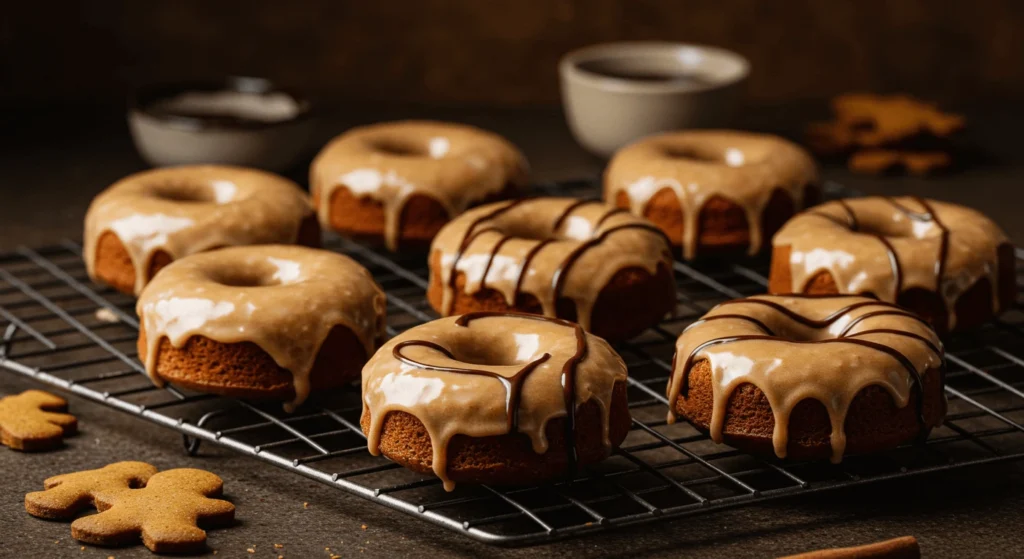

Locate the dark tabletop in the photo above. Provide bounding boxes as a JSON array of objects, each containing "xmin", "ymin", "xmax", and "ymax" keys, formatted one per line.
[{"xmin": 1, "ymin": 104, "xmax": 1023, "ymax": 558}]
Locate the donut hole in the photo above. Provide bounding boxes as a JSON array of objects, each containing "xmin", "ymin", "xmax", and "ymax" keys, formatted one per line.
[
  {"xmin": 207, "ymin": 269, "xmax": 277, "ymax": 288},
  {"xmin": 148, "ymin": 182, "xmax": 219, "ymax": 204},
  {"xmin": 444, "ymin": 329, "xmax": 546, "ymax": 367},
  {"xmin": 496, "ymin": 220, "xmax": 562, "ymax": 242},
  {"xmin": 659, "ymin": 145, "xmax": 756, "ymax": 167},
  {"xmin": 848, "ymin": 217, "xmax": 917, "ymax": 239},
  {"xmin": 204, "ymin": 258, "xmax": 301, "ymax": 288}
]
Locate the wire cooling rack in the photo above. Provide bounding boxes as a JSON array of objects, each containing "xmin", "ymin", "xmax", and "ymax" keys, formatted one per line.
[{"xmin": 2, "ymin": 179, "xmax": 1024, "ymax": 546}]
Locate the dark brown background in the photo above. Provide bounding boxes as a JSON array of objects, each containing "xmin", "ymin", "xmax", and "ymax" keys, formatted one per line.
[{"xmin": 4, "ymin": 0, "xmax": 1023, "ymax": 109}]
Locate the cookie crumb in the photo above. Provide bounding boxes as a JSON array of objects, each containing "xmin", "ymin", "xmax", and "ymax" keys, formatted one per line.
[
  {"xmin": 247, "ymin": 547, "xmax": 255, "ymax": 553},
  {"xmin": 304, "ymin": 502, "xmax": 310, "ymax": 509},
  {"xmin": 275, "ymin": 543, "xmax": 284, "ymax": 548},
  {"xmin": 361, "ymin": 524, "xmax": 367, "ymax": 530},
  {"xmin": 94, "ymin": 308, "xmax": 120, "ymax": 323}
]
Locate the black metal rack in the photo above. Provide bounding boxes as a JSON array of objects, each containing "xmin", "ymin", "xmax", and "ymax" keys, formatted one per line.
[{"xmin": 2, "ymin": 179, "xmax": 1024, "ymax": 546}]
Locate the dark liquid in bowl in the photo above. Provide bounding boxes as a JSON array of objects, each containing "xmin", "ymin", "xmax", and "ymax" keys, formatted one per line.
[
  {"xmin": 577, "ymin": 61, "xmax": 715, "ymax": 86},
  {"xmin": 599, "ymin": 71, "xmax": 713, "ymax": 85}
]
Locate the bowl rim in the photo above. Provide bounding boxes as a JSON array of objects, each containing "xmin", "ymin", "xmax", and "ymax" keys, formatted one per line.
[
  {"xmin": 128, "ymin": 76, "xmax": 315, "ymax": 131},
  {"xmin": 559, "ymin": 41, "xmax": 750, "ymax": 94}
]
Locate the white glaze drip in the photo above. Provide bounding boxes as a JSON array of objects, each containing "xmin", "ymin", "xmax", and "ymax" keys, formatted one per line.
[
  {"xmin": 310, "ymin": 121, "xmax": 528, "ymax": 251},
  {"xmin": 604, "ymin": 130, "xmax": 818, "ymax": 260},
  {"xmin": 137, "ymin": 245, "xmax": 387, "ymax": 411},
  {"xmin": 84, "ymin": 165, "xmax": 314, "ymax": 294},
  {"xmin": 668, "ymin": 295, "xmax": 944, "ymax": 462}
]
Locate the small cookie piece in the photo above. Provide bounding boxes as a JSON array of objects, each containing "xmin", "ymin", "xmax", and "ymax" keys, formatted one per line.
[
  {"xmin": 849, "ymin": 149, "xmax": 952, "ymax": 176},
  {"xmin": 25, "ymin": 461, "xmax": 158, "ymax": 519},
  {"xmin": 0, "ymin": 390, "xmax": 78, "ymax": 451},
  {"xmin": 779, "ymin": 535, "xmax": 920, "ymax": 558},
  {"xmin": 805, "ymin": 121, "xmax": 856, "ymax": 155},
  {"xmin": 72, "ymin": 468, "xmax": 234, "ymax": 553},
  {"xmin": 832, "ymin": 94, "xmax": 964, "ymax": 147}
]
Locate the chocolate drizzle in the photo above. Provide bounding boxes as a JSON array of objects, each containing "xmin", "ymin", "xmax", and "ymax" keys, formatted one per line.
[
  {"xmin": 362, "ymin": 311, "xmax": 622, "ymax": 490},
  {"xmin": 781, "ymin": 196, "xmax": 982, "ymax": 331},
  {"xmin": 668, "ymin": 295, "xmax": 944, "ymax": 462},
  {"xmin": 457, "ymin": 312, "xmax": 590, "ymax": 472},
  {"xmin": 436, "ymin": 198, "xmax": 672, "ymax": 331},
  {"xmin": 392, "ymin": 338, "xmax": 551, "ymax": 431}
]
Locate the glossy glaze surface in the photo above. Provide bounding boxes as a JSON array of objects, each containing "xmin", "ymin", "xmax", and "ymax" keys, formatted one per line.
[
  {"xmin": 136, "ymin": 245, "xmax": 387, "ymax": 411},
  {"xmin": 84, "ymin": 165, "xmax": 314, "ymax": 294},
  {"xmin": 668, "ymin": 295, "xmax": 944, "ymax": 461},
  {"xmin": 773, "ymin": 196, "xmax": 1009, "ymax": 330},
  {"xmin": 361, "ymin": 312, "xmax": 627, "ymax": 490},
  {"xmin": 310, "ymin": 121, "xmax": 528, "ymax": 251},
  {"xmin": 604, "ymin": 130, "xmax": 818, "ymax": 259},
  {"xmin": 430, "ymin": 197, "xmax": 673, "ymax": 331}
]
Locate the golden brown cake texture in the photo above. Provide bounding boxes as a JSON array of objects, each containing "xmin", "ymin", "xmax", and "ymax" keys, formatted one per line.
[
  {"xmin": 427, "ymin": 197, "xmax": 676, "ymax": 341},
  {"xmin": 668, "ymin": 295, "xmax": 946, "ymax": 462},
  {"xmin": 310, "ymin": 120, "xmax": 528, "ymax": 251},
  {"xmin": 770, "ymin": 196, "xmax": 1015, "ymax": 333},
  {"xmin": 136, "ymin": 245, "xmax": 386, "ymax": 411},
  {"xmin": 361, "ymin": 312, "xmax": 631, "ymax": 490},
  {"xmin": 604, "ymin": 130, "xmax": 819, "ymax": 260},
  {"xmin": 84, "ymin": 165, "xmax": 318, "ymax": 295}
]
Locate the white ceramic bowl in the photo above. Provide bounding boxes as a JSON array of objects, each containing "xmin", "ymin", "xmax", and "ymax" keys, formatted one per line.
[
  {"xmin": 559, "ymin": 42, "xmax": 750, "ymax": 157},
  {"xmin": 128, "ymin": 77, "xmax": 315, "ymax": 172}
]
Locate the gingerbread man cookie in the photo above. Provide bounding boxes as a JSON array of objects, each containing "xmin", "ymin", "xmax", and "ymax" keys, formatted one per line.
[
  {"xmin": 0, "ymin": 389, "xmax": 78, "ymax": 451},
  {"xmin": 26, "ymin": 463, "xmax": 235, "ymax": 553},
  {"xmin": 831, "ymin": 94, "xmax": 964, "ymax": 148},
  {"xmin": 25, "ymin": 461, "xmax": 157, "ymax": 519}
]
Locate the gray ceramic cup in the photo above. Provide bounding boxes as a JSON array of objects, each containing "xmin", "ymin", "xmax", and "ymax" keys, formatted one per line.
[
  {"xmin": 560, "ymin": 42, "xmax": 750, "ymax": 157},
  {"xmin": 128, "ymin": 77, "xmax": 315, "ymax": 172}
]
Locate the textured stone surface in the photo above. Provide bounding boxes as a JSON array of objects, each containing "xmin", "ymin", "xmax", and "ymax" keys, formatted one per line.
[{"xmin": 1, "ymin": 106, "xmax": 1023, "ymax": 557}]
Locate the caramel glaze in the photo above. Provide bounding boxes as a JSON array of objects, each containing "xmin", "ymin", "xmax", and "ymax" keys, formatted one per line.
[
  {"xmin": 668, "ymin": 295, "xmax": 944, "ymax": 462},
  {"xmin": 773, "ymin": 196, "xmax": 1008, "ymax": 330},
  {"xmin": 310, "ymin": 121, "xmax": 528, "ymax": 251},
  {"xmin": 362, "ymin": 312, "xmax": 627, "ymax": 490},
  {"xmin": 136, "ymin": 245, "xmax": 387, "ymax": 411},
  {"xmin": 84, "ymin": 165, "xmax": 314, "ymax": 295},
  {"xmin": 431, "ymin": 197, "xmax": 674, "ymax": 331},
  {"xmin": 604, "ymin": 130, "xmax": 818, "ymax": 259}
]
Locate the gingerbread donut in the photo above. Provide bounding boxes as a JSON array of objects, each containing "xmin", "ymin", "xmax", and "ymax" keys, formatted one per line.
[
  {"xmin": 310, "ymin": 121, "xmax": 528, "ymax": 251},
  {"xmin": 361, "ymin": 312, "xmax": 631, "ymax": 490},
  {"xmin": 770, "ymin": 196, "xmax": 1015, "ymax": 333},
  {"xmin": 427, "ymin": 197, "xmax": 676, "ymax": 341},
  {"xmin": 84, "ymin": 165, "xmax": 318, "ymax": 295},
  {"xmin": 604, "ymin": 130, "xmax": 819, "ymax": 259},
  {"xmin": 137, "ymin": 245, "xmax": 386, "ymax": 411},
  {"xmin": 668, "ymin": 295, "xmax": 946, "ymax": 462}
]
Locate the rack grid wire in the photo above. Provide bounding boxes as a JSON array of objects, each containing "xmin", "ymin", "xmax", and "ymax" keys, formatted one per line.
[{"xmin": 2, "ymin": 179, "xmax": 1024, "ymax": 546}]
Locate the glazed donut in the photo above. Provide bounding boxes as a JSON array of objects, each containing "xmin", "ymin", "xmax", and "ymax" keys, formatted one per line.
[
  {"xmin": 310, "ymin": 120, "xmax": 528, "ymax": 251},
  {"xmin": 361, "ymin": 312, "xmax": 631, "ymax": 490},
  {"xmin": 770, "ymin": 196, "xmax": 1015, "ymax": 333},
  {"xmin": 604, "ymin": 130, "xmax": 819, "ymax": 260},
  {"xmin": 668, "ymin": 295, "xmax": 946, "ymax": 462},
  {"xmin": 427, "ymin": 197, "xmax": 676, "ymax": 341},
  {"xmin": 137, "ymin": 245, "xmax": 386, "ymax": 411},
  {"xmin": 84, "ymin": 165, "xmax": 318, "ymax": 295}
]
